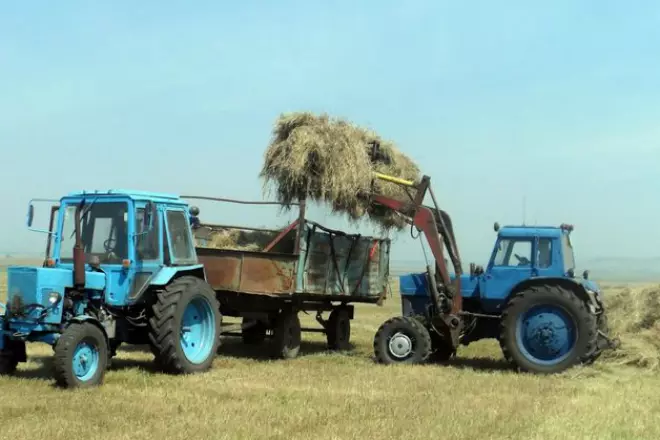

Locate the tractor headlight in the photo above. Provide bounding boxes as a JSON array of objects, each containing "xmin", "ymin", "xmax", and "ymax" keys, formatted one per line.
[{"xmin": 48, "ymin": 292, "xmax": 61, "ymax": 305}]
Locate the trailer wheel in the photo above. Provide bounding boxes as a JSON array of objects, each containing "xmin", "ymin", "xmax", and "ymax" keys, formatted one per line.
[
  {"xmin": 149, "ymin": 276, "xmax": 222, "ymax": 374},
  {"xmin": 499, "ymin": 283, "xmax": 597, "ymax": 374},
  {"xmin": 53, "ymin": 322, "xmax": 108, "ymax": 389},
  {"xmin": 373, "ymin": 316, "xmax": 432, "ymax": 364},
  {"xmin": 242, "ymin": 318, "xmax": 268, "ymax": 345},
  {"xmin": 271, "ymin": 309, "xmax": 301, "ymax": 359},
  {"xmin": 326, "ymin": 307, "xmax": 351, "ymax": 351}
]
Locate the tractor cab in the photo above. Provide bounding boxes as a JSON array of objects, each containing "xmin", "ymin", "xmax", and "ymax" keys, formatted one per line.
[{"xmin": 459, "ymin": 222, "xmax": 600, "ymax": 314}]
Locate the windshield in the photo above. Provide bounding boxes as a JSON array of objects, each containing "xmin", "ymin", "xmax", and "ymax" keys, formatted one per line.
[
  {"xmin": 561, "ymin": 233, "xmax": 575, "ymax": 272},
  {"xmin": 59, "ymin": 201, "xmax": 129, "ymax": 264}
]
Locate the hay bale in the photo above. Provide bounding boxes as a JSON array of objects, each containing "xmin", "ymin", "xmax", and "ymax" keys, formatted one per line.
[
  {"xmin": 601, "ymin": 285, "xmax": 660, "ymax": 371},
  {"xmin": 260, "ymin": 112, "xmax": 421, "ymax": 230},
  {"xmin": 202, "ymin": 229, "xmax": 262, "ymax": 252}
]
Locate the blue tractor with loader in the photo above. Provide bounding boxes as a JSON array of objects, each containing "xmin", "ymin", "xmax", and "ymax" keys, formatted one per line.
[{"xmin": 371, "ymin": 177, "xmax": 619, "ymax": 373}]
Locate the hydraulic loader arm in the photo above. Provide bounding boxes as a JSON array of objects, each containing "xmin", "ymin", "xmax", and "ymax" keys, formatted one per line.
[{"xmin": 371, "ymin": 173, "xmax": 463, "ymax": 314}]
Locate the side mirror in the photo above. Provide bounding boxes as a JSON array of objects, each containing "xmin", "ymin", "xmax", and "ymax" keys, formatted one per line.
[
  {"xmin": 583, "ymin": 270, "xmax": 589, "ymax": 280},
  {"xmin": 26, "ymin": 203, "xmax": 34, "ymax": 228}
]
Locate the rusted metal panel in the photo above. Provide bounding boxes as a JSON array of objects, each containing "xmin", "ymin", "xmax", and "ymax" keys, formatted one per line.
[
  {"xmin": 198, "ymin": 253, "xmax": 242, "ymax": 291},
  {"xmin": 239, "ymin": 256, "xmax": 296, "ymax": 294},
  {"xmin": 196, "ymin": 248, "xmax": 297, "ymax": 296}
]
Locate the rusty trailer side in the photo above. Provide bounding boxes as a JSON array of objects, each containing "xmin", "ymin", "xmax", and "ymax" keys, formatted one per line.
[{"xmin": 184, "ymin": 195, "xmax": 392, "ymax": 359}]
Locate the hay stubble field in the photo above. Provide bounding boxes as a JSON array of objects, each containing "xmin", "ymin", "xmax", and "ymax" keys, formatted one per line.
[{"xmin": 1, "ymin": 271, "xmax": 660, "ymax": 440}]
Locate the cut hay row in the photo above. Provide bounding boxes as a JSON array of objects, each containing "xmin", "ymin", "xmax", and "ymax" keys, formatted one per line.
[
  {"xmin": 259, "ymin": 112, "xmax": 421, "ymax": 231},
  {"xmin": 601, "ymin": 284, "xmax": 660, "ymax": 371}
]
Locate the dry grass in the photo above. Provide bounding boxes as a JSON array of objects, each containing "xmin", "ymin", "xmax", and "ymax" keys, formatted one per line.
[
  {"xmin": 1, "ymin": 273, "xmax": 660, "ymax": 439},
  {"xmin": 600, "ymin": 284, "xmax": 660, "ymax": 370},
  {"xmin": 260, "ymin": 112, "xmax": 420, "ymax": 231}
]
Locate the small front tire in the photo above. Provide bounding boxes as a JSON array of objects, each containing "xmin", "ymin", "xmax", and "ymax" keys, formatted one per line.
[
  {"xmin": 53, "ymin": 322, "xmax": 108, "ymax": 389},
  {"xmin": 373, "ymin": 316, "xmax": 432, "ymax": 365}
]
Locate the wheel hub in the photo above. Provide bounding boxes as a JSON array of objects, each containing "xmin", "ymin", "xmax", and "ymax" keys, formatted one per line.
[
  {"xmin": 389, "ymin": 332, "xmax": 413, "ymax": 358},
  {"xmin": 517, "ymin": 306, "xmax": 576, "ymax": 365}
]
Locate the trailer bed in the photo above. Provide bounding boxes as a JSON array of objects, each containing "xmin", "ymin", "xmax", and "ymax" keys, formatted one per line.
[{"xmin": 195, "ymin": 220, "xmax": 391, "ymax": 303}]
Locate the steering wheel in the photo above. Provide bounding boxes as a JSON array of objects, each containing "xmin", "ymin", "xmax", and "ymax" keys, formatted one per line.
[
  {"xmin": 514, "ymin": 253, "xmax": 530, "ymax": 266},
  {"xmin": 103, "ymin": 237, "xmax": 117, "ymax": 253}
]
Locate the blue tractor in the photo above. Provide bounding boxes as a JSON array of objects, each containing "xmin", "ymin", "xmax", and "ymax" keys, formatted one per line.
[
  {"xmin": 374, "ymin": 219, "xmax": 619, "ymax": 374},
  {"xmin": 0, "ymin": 190, "xmax": 222, "ymax": 388}
]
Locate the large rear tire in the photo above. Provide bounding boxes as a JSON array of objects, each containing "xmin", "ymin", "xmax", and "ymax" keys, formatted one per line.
[
  {"xmin": 373, "ymin": 316, "xmax": 432, "ymax": 365},
  {"xmin": 149, "ymin": 276, "xmax": 222, "ymax": 374},
  {"xmin": 499, "ymin": 283, "xmax": 597, "ymax": 374}
]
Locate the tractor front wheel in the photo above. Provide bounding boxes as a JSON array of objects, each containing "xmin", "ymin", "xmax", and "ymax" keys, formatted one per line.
[
  {"xmin": 53, "ymin": 322, "xmax": 108, "ymax": 388},
  {"xmin": 373, "ymin": 316, "xmax": 432, "ymax": 365},
  {"xmin": 149, "ymin": 276, "xmax": 222, "ymax": 374},
  {"xmin": 499, "ymin": 283, "xmax": 597, "ymax": 374}
]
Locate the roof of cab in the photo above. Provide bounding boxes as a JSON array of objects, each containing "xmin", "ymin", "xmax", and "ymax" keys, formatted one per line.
[
  {"xmin": 498, "ymin": 225, "xmax": 565, "ymax": 238},
  {"xmin": 64, "ymin": 189, "xmax": 184, "ymax": 203}
]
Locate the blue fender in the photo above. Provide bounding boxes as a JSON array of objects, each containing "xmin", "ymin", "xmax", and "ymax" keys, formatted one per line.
[
  {"xmin": 150, "ymin": 265, "xmax": 206, "ymax": 286},
  {"xmin": 507, "ymin": 276, "xmax": 600, "ymax": 310},
  {"xmin": 68, "ymin": 315, "xmax": 110, "ymax": 342}
]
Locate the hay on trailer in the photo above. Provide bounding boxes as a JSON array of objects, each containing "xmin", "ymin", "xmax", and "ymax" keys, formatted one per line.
[
  {"xmin": 601, "ymin": 285, "xmax": 660, "ymax": 371},
  {"xmin": 259, "ymin": 112, "xmax": 421, "ymax": 230}
]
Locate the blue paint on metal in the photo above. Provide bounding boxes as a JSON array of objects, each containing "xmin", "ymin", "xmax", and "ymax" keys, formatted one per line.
[
  {"xmin": 72, "ymin": 340, "xmax": 100, "ymax": 382},
  {"xmin": 399, "ymin": 273, "xmax": 428, "ymax": 297},
  {"xmin": 180, "ymin": 296, "xmax": 216, "ymax": 364},
  {"xmin": 150, "ymin": 266, "xmax": 205, "ymax": 286},
  {"xmin": 515, "ymin": 304, "xmax": 577, "ymax": 365}
]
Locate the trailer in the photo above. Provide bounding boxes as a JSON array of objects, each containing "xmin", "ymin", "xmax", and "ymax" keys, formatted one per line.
[{"xmin": 184, "ymin": 196, "xmax": 392, "ymax": 359}]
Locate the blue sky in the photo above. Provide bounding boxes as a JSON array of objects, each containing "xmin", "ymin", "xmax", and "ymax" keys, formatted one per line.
[{"xmin": 1, "ymin": 1, "xmax": 659, "ymax": 267}]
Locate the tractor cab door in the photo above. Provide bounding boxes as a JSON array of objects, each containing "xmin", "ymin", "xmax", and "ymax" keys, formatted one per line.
[
  {"xmin": 127, "ymin": 202, "xmax": 162, "ymax": 302},
  {"xmin": 480, "ymin": 237, "xmax": 535, "ymax": 305}
]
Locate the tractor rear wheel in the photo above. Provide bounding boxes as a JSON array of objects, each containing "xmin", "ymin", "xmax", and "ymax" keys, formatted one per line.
[
  {"xmin": 149, "ymin": 276, "xmax": 222, "ymax": 374},
  {"xmin": 326, "ymin": 307, "xmax": 351, "ymax": 351},
  {"xmin": 53, "ymin": 322, "xmax": 108, "ymax": 388},
  {"xmin": 499, "ymin": 283, "xmax": 597, "ymax": 374},
  {"xmin": 373, "ymin": 316, "xmax": 432, "ymax": 365}
]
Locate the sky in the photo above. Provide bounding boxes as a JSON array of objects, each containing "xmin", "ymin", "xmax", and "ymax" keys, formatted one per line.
[{"xmin": 1, "ymin": 1, "xmax": 659, "ymax": 268}]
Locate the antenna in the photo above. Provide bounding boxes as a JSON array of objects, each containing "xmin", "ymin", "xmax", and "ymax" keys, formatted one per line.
[{"xmin": 522, "ymin": 196, "xmax": 527, "ymax": 226}]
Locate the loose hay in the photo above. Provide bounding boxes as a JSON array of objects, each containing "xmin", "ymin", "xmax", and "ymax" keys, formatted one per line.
[
  {"xmin": 601, "ymin": 284, "xmax": 660, "ymax": 371},
  {"xmin": 260, "ymin": 112, "xmax": 421, "ymax": 230}
]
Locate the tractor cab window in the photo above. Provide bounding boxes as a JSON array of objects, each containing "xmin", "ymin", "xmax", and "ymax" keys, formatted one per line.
[
  {"xmin": 60, "ymin": 201, "xmax": 129, "ymax": 264},
  {"xmin": 537, "ymin": 238, "xmax": 553, "ymax": 268},
  {"xmin": 136, "ymin": 207, "xmax": 159, "ymax": 260},
  {"xmin": 561, "ymin": 233, "xmax": 575, "ymax": 271},
  {"xmin": 493, "ymin": 239, "xmax": 532, "ymax": 267},
  {"xmin": 166, "ymin": 210, "xmax": 195, "ymax": 263}
]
